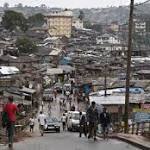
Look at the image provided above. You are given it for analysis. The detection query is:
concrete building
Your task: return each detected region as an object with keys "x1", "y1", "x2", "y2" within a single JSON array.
[
  {"x1": 96, "y1": 43, "x2": 127, "y2": 57},
  {"x1": 133, "y1": 15, "x2": 150, "y2": 34},
  {"x1": 96, "y1": 33, "x2": 121, "y2": 45},
  {"x1": 133, "y1": 18, "x2": 146, "y2": 34},
  {"x1": 45, "y1": 10, "x2": 73, "y2": 38}
]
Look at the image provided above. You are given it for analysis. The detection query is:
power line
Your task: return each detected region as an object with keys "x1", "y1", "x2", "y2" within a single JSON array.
[{"x1": 134, "y1": 0, "x2": 150, "y2": 7}]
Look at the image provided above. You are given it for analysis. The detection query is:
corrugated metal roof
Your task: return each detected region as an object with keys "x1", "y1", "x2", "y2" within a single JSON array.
[
  {"x1": 89, "y1": 95, "x2": 125, "y2": 105},
  {"x1": 0, "y1": 66, "x2": 19, "y2": 75},
  {"x1": 19, "y1": 87, "x2": 36, "y2": 94},
  {"x1": 49, "y1": 49, "x2": 62, "y2": 56},
  {"x1": 58, "y1": 65, "x2": 75, "y2": 73},
  {"x1": 47, "y1": 68, "x2": 63, "y2": 75},
  {"x1": 89, "y1": 93, "x2": 145, "y2": 105}
]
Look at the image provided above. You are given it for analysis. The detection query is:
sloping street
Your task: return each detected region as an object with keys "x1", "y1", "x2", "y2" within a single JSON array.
[
  {"x1": 2, "y1": 132, "x2": 141, "y2": 150},
  {"x1": 0, "y1": 1, "x2": 150, "y2": 150},
  {"x1": 1, "y1": 97, "x2": 141, "y2": 150}
]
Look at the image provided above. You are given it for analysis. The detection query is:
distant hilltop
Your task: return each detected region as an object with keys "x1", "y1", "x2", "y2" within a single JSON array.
[{"x1": 0, "y1": 3, "x2": 150, "y2": 24}]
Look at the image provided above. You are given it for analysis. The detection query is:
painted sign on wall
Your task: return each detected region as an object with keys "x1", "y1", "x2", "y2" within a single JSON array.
[{"x1": 133, "y1": 109, "x2": 150, "y2": 123}]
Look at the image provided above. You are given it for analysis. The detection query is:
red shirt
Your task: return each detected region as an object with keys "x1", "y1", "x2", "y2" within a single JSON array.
[{"x1": 4, "y1": 103, "x2": 18, "y2": 122}]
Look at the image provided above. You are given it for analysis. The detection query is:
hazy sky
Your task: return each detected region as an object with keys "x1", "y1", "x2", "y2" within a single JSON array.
[{"x1": 0, "y1": 0, "x2": 147, "y2": 8}]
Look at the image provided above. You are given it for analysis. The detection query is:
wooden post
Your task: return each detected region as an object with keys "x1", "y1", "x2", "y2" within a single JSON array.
[
  {"x1": 124, "y1": 0, "x2": 134, "y2": 134},
  {"x1": 136, "y1": 123, "x2": 139, "y2": 135},
  {"x1": 141, "y1": 122, "x2": 145, "y2": 135},
  {"x1": 132, "y1": 123, "x2": 135, "y2": 134},
  {"x1": 149, "y1": 122, "x2": 150, "y2": 133},
  {"x1": 104, "y1": 64, "x2": 107, "y2": 96}
]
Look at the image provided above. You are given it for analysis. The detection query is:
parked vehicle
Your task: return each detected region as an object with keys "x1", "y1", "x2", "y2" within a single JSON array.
[
  {"x1": 63, "y1": 83, "x2": 72, "y2": 95},
  {"x1": 43, "y1": 88, "x2": 53, "y2": 102},
  {"x1": 67, "y1": 111, "x2": 86, "y2": 131},
  {"x1": 44, "y1": 117, "x2": 61, "y2": 133},
  {"x1": 54, "y1": 83, "x2": 63, "y2": 93}
]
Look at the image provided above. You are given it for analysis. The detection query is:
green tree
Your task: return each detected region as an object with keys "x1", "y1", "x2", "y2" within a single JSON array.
[
  {"x1": 83, "y1": 20, "x2": 92, "y2": 29},
  {"x1": 2, "y1": 10, "x2": 28, "y2": 32},
  {"x1": 40, "y1": 4, "x2": 47, "y2": 8},
  {"x1": 91, "y1": 24, "x2": 102, "y2": 33},
  {"x1": 28, "y1": 13, "x2": 45, "y2": 27},
  {"x1": 16, "y1": 3, "x2": 23, "y2": 8},
  {"x1": 3, "y1": 2, "x2": 9, "y2": 9},
  {"x1": 16, "y1": 37, "x2": 37, "y2": 54},
  {"x1": 78, "y1": 10, "x2": 84, "y2": 21}
]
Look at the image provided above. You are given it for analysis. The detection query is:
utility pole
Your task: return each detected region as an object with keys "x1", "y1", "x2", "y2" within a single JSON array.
[
  {"x1": 104, "y1": 64, "x2": 107, "y2": 96},
  {"x1": 124, "y1": 0, "x2": 134, "y2": 133}
]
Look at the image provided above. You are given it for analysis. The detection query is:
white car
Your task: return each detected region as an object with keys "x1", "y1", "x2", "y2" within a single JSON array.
[{"x1": 67, "y1": 111, "x2": 86, "y2": 132}]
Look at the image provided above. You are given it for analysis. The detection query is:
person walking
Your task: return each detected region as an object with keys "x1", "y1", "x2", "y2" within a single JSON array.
[
  {"x1": 48, "y1": 102, "x2": 51, "y2": 116},
  {"x1": 62, "y1": 100, "x2": 67, "y2": 112},
  {"x1": 54, "y1": 89, "x2": 57, "y2": 100},
  {"x1": 41, "y1": 101, "x2": 44, "y2": 111},
  {"x1": 79, "y1": 112, "x2": 87, "y2": 138},
  {"x1": 100, "y1": 107, "x2": 111, "y2": 140},
  {"x1": 3, "y1": 96, "x2": 18, "y2": 148},
  {"x1": 59, "y1": 100, "x2": 62, "y2": 111},
  {"x1": 38, "y1": 111, "x2": 46, "y2": 136},
  {"x1": 29, "y1": 116, "x2": 35, "y2": 133},
  {"x1": 86, "y1": 101, "x2": 99, "y2": 141},
  {"x1": 61, "y1": 113, "x2": 67, "y2": 131},
  {"x1": 71, "y1": 104, "x2": 75, "y2": 111}
]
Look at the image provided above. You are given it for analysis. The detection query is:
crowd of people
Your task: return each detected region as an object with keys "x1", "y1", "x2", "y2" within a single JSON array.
[
  {"x1": 1, "y1": 91, "x2": 111, "y2": 149},
  {"x1": 37, "y1": 94, "x2": 111, "y2": 141},
  {"x1": 83, "y1": 101, "x2": 111, "y2": 141},
  {"x1": 58, "y1": 100, "x2": 111, "y2": 141}
]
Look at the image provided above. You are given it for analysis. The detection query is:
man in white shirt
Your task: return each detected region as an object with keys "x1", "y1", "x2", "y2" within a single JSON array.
[
  {"x1": 38, "y1": 111, "x2": 46, "y2": 136},
  {"x1": 29, "y1": 116, "x2": 35, "y2": 133},
  {"x1": 61, "y1": 114, "x2": 67, "y2": 131},
  {"x1": 41, "y1": 101, "x2": 44, "y2": 111}
]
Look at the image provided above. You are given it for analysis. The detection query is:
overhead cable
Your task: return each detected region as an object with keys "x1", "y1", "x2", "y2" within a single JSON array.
[{"x1": 134, "y1": 0, "x2": 150, "y2": 7}]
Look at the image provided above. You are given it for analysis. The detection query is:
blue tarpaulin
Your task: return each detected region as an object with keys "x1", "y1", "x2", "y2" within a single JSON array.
[
  {"x1": 133, "y1": 112, "x2": 150, "y2": 123},
  {"x1": 60, "y1": 57, "x2": 72, "y2": 65},
  {"x1": 83, "y1": 84, "x2": 91, "y2": 94},
  {"x1": 117, "y1": 87, "x2": 144, "y2": 94}
]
